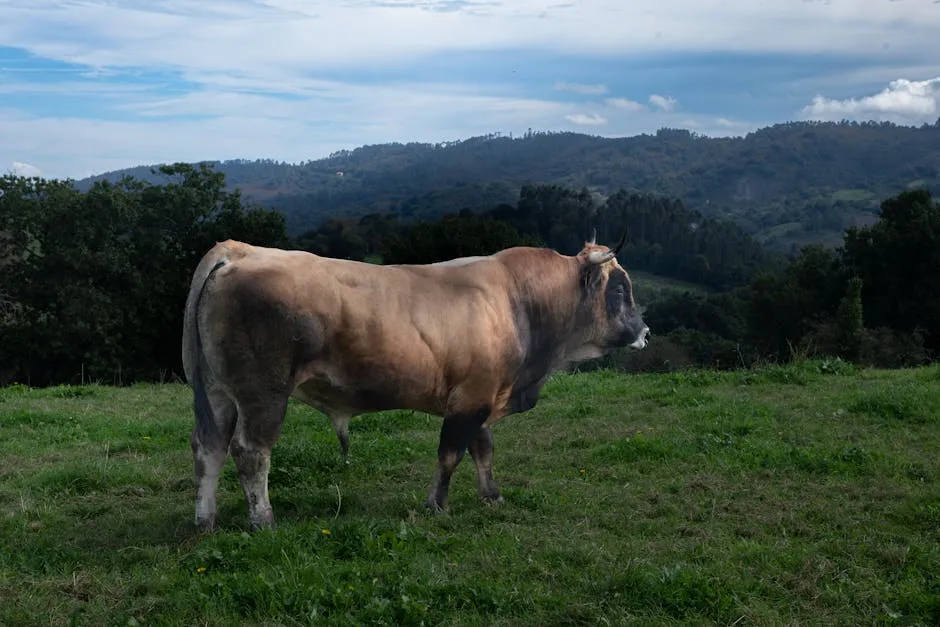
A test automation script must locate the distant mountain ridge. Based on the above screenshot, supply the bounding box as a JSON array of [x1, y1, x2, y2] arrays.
[[76, 120, 940, 251]]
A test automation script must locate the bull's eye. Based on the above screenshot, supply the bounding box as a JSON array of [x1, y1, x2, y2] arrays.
[[616, 285, 625, 297]]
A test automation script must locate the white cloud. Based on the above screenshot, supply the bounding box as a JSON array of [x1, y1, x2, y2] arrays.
[[554, 82, 608, 95], [649, 94, 678, 112], [605, 98, 646, 112], [565, 113, 607, 125], [2, 0, 939, 75], [801, 77, 940, 122], [10, 161, 42, 177]]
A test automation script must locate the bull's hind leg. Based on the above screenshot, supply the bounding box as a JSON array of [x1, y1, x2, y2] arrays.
[[469, 427, 504, 505], [191, 388, 237, 533], [426, 408, 488, 513], [230, 394, 289, 529]]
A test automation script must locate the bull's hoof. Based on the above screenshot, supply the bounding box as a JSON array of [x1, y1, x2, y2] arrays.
[[481, 494, 505, 506], [195, 516, 216, 534], [478, 485, 504, 505], [248, 508, 275, 530], [425, 498, 447, 514]]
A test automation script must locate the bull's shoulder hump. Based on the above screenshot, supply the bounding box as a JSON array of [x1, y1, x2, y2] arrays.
[[403, 257, 514, 286], [429, 255, 490, 268]]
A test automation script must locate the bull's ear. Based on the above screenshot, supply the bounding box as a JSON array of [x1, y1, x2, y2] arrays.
[[579, 261, 604, 293]]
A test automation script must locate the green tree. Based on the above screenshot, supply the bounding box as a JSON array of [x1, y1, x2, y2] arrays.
[[834, 276, 864, 361], [0, 163, 289, 386], [842, 189, 940, 354], [743, 244, 845, 361]]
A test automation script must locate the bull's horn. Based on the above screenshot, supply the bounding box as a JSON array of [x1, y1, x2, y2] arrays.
[[588, 228, 597, 245], [587, 222, 628, 264], [587, 249, 615, 264], [610, 220, 628, 255]]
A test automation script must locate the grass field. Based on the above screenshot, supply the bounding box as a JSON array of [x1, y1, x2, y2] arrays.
[[1, 360, 939, 625]]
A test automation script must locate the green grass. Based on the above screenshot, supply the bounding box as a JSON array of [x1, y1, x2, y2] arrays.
[[2, 361, 939, 625]]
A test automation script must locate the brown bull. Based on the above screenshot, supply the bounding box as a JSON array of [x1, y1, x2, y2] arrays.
[[182, 230, 650, 531]]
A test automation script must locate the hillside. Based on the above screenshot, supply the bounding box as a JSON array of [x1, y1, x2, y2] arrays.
[[77, 120, 940, 251]]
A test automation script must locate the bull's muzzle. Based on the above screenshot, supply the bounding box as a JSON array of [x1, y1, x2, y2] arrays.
[[628, 325, 650, 350]]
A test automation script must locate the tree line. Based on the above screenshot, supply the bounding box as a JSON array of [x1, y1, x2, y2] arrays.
[[2, 164, 936, 387], [297, 183, 779, 292], [639, 188, 939, 371]]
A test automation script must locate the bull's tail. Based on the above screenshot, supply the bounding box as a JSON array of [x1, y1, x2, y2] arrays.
[[182, 240, 247, 441]]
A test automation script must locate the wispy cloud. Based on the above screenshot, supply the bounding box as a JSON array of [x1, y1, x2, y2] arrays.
[[649, 94, 678, 112], [554, 82, 608, 96], [5, 1, 938, 74], [605, 98, 646, 112], [801, 77, 940, 122], [1, 0, 939, 179], [565, 112, 607, 125]]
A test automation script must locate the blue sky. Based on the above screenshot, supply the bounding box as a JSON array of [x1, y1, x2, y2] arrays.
[[2, 0, 939, 180]]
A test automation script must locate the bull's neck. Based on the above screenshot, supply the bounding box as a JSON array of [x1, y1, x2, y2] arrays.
[[507, 250, 581, 307], [506, 251, 594, 355]]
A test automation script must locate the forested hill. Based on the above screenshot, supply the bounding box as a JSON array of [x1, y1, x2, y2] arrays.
[[77, 119, 940, 250]]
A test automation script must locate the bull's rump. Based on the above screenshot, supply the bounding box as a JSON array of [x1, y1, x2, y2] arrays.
[[196, 244, 522, 416]]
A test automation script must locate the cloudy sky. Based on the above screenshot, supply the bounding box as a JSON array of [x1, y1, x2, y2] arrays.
[[2, 0, 939, 180]]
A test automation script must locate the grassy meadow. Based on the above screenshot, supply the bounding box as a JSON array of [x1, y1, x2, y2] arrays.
[[1, 360, 939, 626]]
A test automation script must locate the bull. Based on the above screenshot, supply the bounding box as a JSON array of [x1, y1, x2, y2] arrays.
[[182, 228, 650, 531]]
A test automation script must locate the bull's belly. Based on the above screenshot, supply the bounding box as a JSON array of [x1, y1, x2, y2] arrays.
[[292, 364, 446, 418]]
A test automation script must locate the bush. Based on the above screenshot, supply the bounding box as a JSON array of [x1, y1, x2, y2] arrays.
[[800, 321, 931, 368], [667, 328, 744, 370]]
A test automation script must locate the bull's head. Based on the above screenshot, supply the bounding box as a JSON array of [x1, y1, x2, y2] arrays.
[[579, 224, 650, 351]]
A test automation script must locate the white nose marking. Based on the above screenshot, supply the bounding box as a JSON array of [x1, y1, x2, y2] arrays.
[[629, 325, 650, 350]]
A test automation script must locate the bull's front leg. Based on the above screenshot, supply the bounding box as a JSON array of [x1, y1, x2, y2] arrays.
[[426, 408, 488, 513]]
